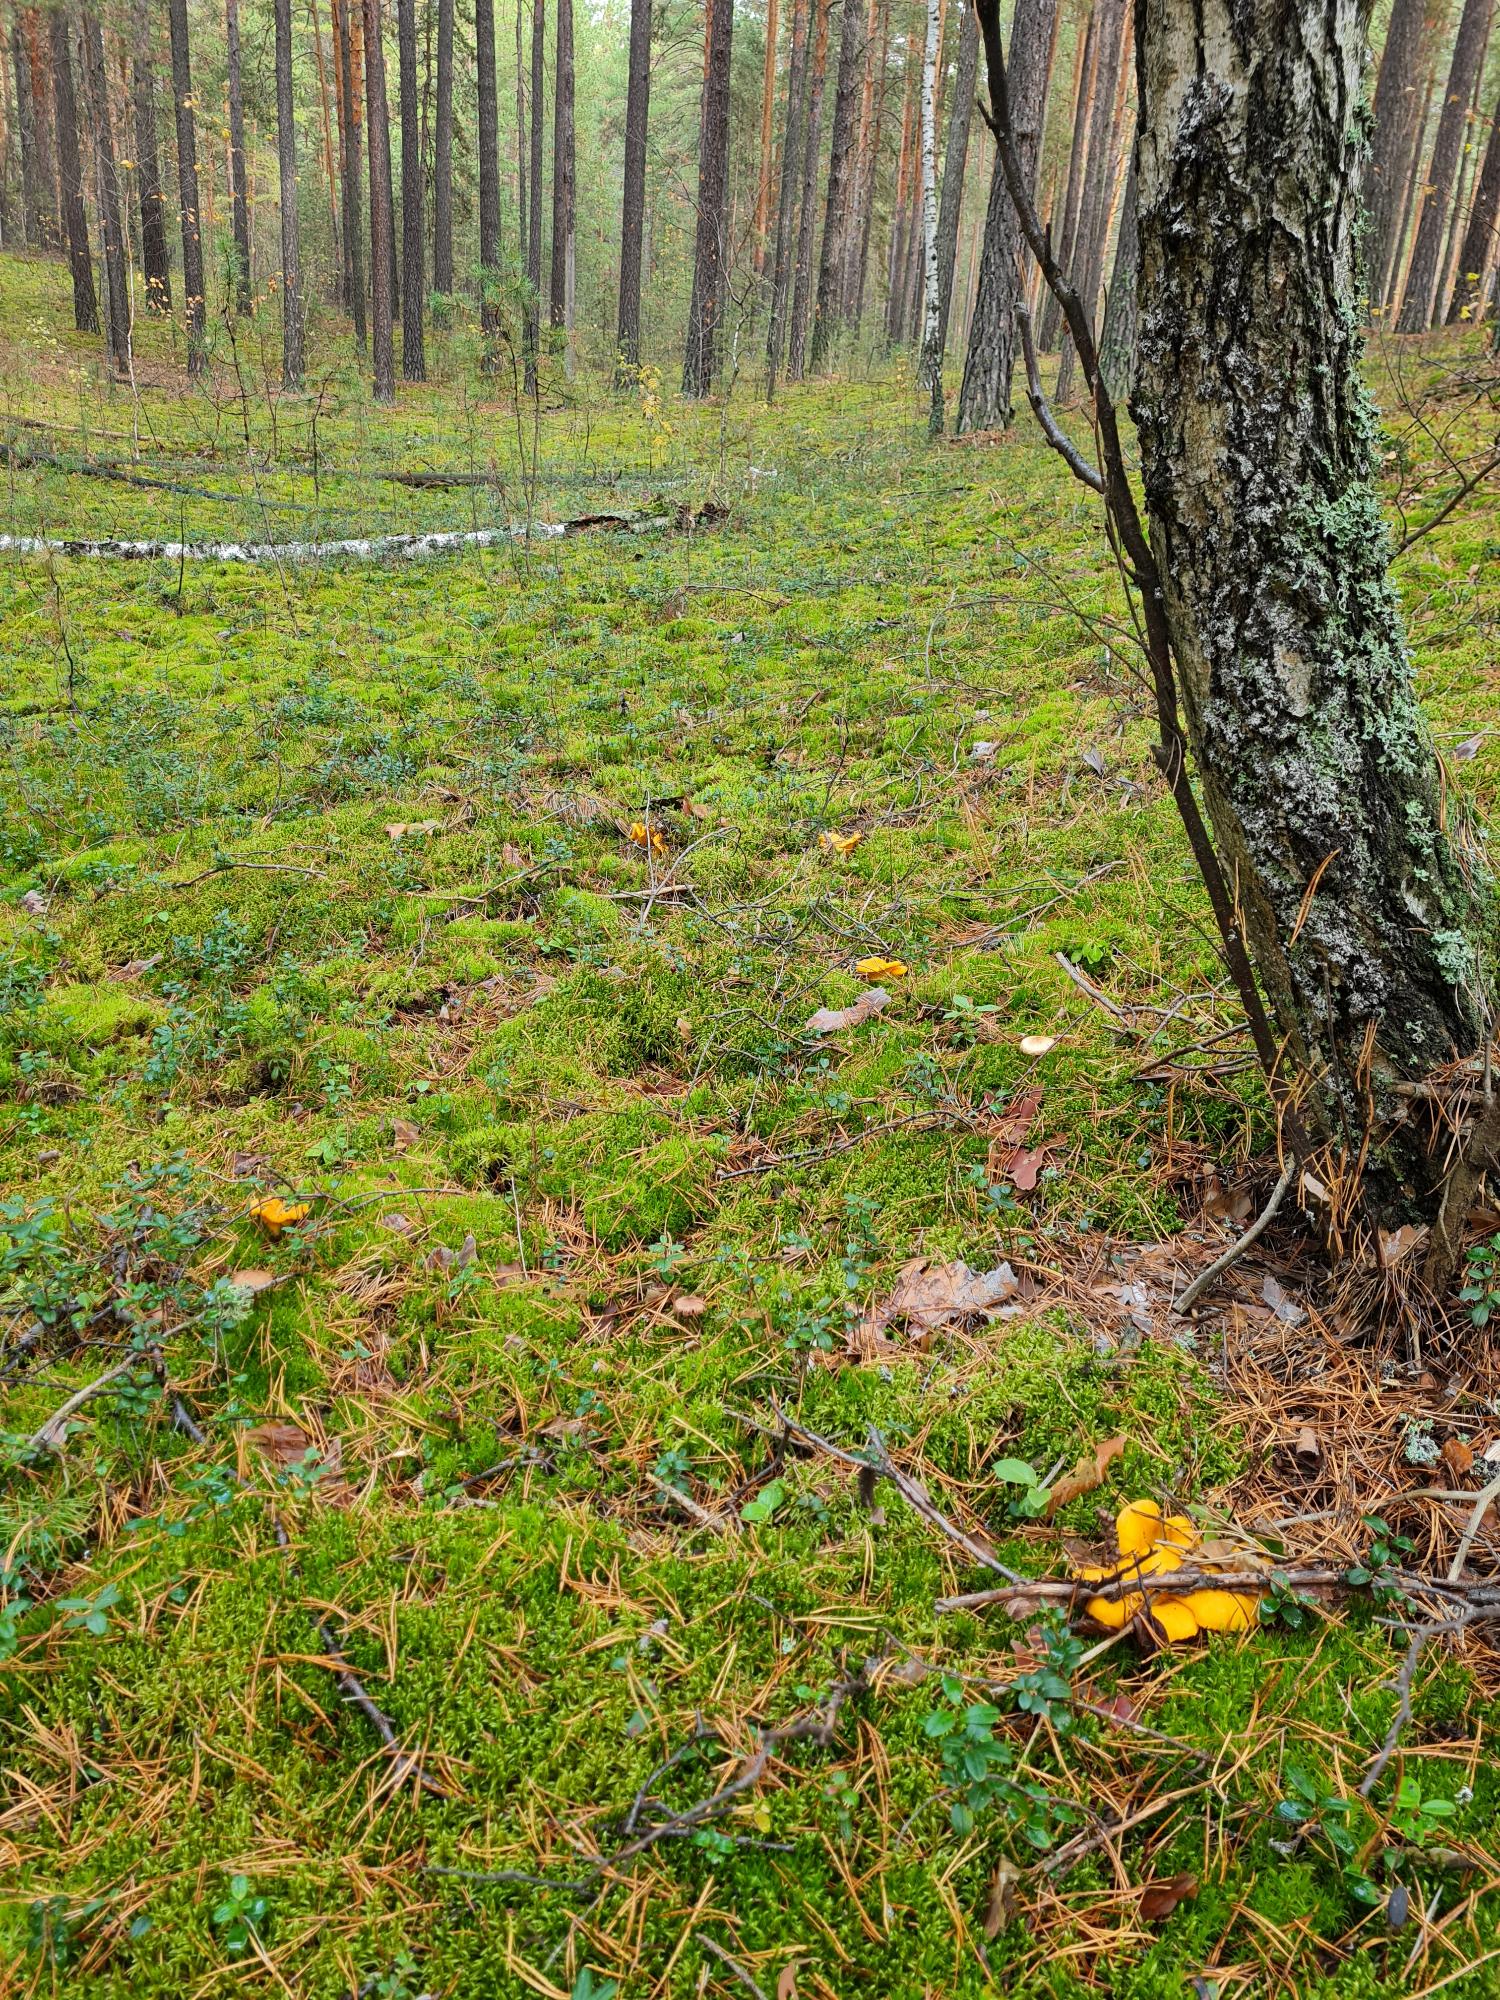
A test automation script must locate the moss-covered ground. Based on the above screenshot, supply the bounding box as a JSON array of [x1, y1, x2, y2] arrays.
[[3, 252, 1500, 1997]]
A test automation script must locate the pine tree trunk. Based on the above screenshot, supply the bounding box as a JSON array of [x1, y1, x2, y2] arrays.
[[311, 0, 343, 296], [474, 0, 500, 341], [11, 19, 43, 250], [841, 0, 881, 318], [766, 0, 811, 392], [1365, 0, 1437, 312], [809, 0, 865, 371], [1132, 0, 1489, 1203], [1448, 82, 1500, 321], [617, 0, 652, 372], [550, 0, 574, 366], [682, 0, 734, 394], [1397, 0, 1492, 330], [1097, 149, 1136, 397], [1038, 1, 1096, 349], [1437, 18, 1491, 317], [525, 0, 543, 388], [81, 9, 128, 368], [1055, 0, 1125, 401], [364, 0, 395, 396], [932, 0, 978, 364], [397, 0, 424, 375], [337, 0, 367, 345], [49, 9, 97, 332], [223, 0, 253, 308], [24, 11, 58, 245], [788, 0, 832, 378], [168, 0, 206, 373], [514, 0, 527, 306], [274, 0, 305, 386], [955, 0, 1055, 430], [131, 0, 171, 311], [884, 37, 917, 340], [753, 0, 781, 275], [432, 0, 453, 289], [848, 0, 889, 320], [1386, 58, 1437, 311]]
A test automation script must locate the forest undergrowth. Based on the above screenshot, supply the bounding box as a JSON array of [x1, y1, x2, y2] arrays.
[[3, 252, 1500, 1998]]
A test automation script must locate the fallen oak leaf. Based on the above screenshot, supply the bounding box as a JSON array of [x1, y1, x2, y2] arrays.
[[804, 986, 892, 1035], [1044, 1433, 1127, 1518], [1139, 1873, 1199, 1921], [855, 1256, 1019, 1352]]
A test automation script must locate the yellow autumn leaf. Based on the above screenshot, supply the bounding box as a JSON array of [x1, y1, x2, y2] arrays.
[[855, 955, 908, 979], [251, 1196, 311, 1240]]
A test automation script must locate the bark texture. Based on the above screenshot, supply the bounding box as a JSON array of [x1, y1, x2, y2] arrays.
[[49, 9, 97, 335], [916, 0, 943, 415], [475, 0, 500, 338], [1096, 149, 1137, 398], [525, 0, 543, 388], [683, 0, 735, 394], [275, 0, 306, 387], [617, 0, 653, 370], [1364, 0, 1437, 311], [398, 0, 425, 377], [336, 0, 367, 346], [933, 0, 980, 361], [1132, 0, 1490, 1183], [11, 17, 46, 250], [364, 0, 396, 398], [1038, 2, 1097, 348], [167, 0, 206, 373], [432, 0, 454, 290], [81, 9, 128, 370], [789, 0, 832, 376], [766, 0, 812, 392], [754, 0, 781, 273], [131, 0, 172, 312], [1055, 0, 1126, 401], [550, 0, 575, 360], [809, 0, 865, 371], [955, 0, 1056, 430], [1447, 81, 1499, 322], [1397, 0, 1492, 330]]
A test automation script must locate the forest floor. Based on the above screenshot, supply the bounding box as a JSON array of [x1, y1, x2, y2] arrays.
[[3, 250, 1500, 1999]]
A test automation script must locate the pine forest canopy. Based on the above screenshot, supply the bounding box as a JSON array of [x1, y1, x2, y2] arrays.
[[1, 0, 1496, 405]]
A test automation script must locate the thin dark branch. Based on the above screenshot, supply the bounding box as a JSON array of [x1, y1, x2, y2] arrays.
[[1015, 305, 1104, 492]]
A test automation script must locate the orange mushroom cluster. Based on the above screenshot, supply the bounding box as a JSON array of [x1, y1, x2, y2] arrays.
[[1077, 1500, 1262, 1643], [250, 1196, 311, 1241]]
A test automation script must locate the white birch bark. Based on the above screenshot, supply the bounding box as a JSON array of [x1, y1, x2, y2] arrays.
[[916, 0, 943, 422]]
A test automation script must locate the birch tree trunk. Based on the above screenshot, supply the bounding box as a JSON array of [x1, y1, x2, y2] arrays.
[[397, 0, 424, 377], [1397, 0, 1493, 330], [955, 0, 1055, 430], [167, 0, 206, 373], [1132, 0, 1490, 1209], [274, 0, 305, 387], [683, 0, 734, 393], [81, 8, 128, 370], [432, 0, 453, 290], [915, 0, 943, 425], [363, 0, 396, 397], [617, 0, 652, 372], [49, 9, 98, 334], [131, 0, 172, 312]]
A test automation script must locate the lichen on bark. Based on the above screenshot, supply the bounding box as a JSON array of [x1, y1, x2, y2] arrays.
[[1130, 0, 1492, 1203]]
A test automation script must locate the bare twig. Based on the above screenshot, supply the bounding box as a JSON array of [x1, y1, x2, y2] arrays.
[[1015, 306, 1104, 493], [1172, 1155, 1298, 1315], [696, 1934, 771, 2000], [1448, 1469, 1500, 1583], [26, 1355, 139, 1455]]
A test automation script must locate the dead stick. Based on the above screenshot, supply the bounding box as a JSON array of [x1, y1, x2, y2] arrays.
[[1172, 1155, 1297, 1315]]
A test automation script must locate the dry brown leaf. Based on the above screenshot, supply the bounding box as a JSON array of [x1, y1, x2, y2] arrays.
[[984, 1858, 1022, 1937], [1442, 1436, 1475, 1477], [1044, 1434, 1127, 1517], [1380, 1222, 1428, 1267], [1294, 1426, 1321, 1462], [501, 842, 528, 867], [1139, 1872, 1199, 1921], [855, 1256, 1019, 1352], [1006, 1146, 1047, 1192], [804, 986, 892, 1035], [775, 1966, 799, 2000], [385, 818, 444, 841], [391, 1117, 421, 1151]]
